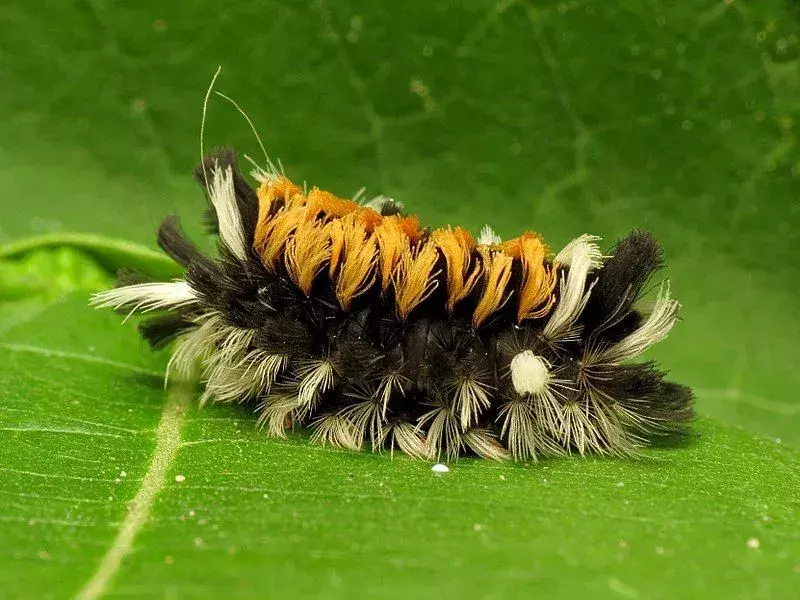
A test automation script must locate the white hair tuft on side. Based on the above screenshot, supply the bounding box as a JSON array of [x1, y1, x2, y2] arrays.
[[209, 163, 248, 262], [594, 281, 680, 364], [90, 281, 198, 321]]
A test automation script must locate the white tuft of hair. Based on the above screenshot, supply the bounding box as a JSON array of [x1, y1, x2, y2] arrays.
[[385, 422, 432, 460], [209, 163, 248, 262], [90, 281, 198, 320], [297, 360, 336, 412], [453, 377, 493, 429], [544, 235, 601, 341], [594, 281, 680, 364], [510, 351, 551, 396], [463, 428, 511, 461], [310, 413, 361, 451], [554, 233, 604, 270], [478, 224, 502, 246]]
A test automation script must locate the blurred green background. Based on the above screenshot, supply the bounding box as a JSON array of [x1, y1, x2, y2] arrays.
[[1, 0, 798, 445]]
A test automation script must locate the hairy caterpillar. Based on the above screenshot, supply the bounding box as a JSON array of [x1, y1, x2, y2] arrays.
[[91, 147, 694, 461]]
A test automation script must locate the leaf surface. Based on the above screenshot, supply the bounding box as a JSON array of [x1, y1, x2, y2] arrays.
[[1, 0, 799, 595], [0, 245, 799, 598]]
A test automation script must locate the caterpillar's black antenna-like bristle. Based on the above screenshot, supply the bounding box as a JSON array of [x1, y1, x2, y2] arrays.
[[157, 215, 203, 268], [139, 312, 194, 349]]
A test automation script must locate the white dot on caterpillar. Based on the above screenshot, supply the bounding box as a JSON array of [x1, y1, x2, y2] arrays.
[[175, 474, 186, 483], [747, 537, 760, 549], [510, 350, 551, 396]]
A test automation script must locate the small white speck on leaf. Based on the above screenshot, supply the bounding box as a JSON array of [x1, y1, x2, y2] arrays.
[[431, 463, 449, 474], [499, 475, 506, 481], [194, 537, 204, 547], [189, 510, 196, 517], [120, 471, 127, 477], [616, 481, 625, 488], [174, 474, 185, 483], [473, 523, 485, 532], [747, 537, 760, 549]]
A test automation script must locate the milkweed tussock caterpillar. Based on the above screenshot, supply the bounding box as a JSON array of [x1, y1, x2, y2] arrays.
[[91, 148, 694, 461]]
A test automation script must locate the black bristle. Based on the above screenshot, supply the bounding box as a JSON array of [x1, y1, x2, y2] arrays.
[[332, 337, 385, 382], [253, 315, 314, 357], [139, 313, 193, 349], [375, 197, 405, 217], [157, 215, 203, 268], [597, 362, 695, 428], [652, 381, 696, 425], [581, 230, 664, 344], [115, 268, 151, 288]]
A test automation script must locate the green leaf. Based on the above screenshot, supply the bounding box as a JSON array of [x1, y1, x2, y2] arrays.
[[1, 244, 799, 598], [1, 1, 797, 445], [1, 0, 799, 595]]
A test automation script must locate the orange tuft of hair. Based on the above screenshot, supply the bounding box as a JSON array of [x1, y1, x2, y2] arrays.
[[502, 233, 557, 322], [355, 206, 383, 233], [328, 214, 378, 311], [393, 241, 441, 321], [472, 247, 514, 328], [431, 226, 482, 313], [284, 219, 331, 296], [397, 215, 422, 242], [255, 205, 308, 272], [373, 216, 411, 293], [306, 188, 360, 220]]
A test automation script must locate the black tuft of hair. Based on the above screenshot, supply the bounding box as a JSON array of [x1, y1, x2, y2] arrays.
[[157, 215, 203, 268], [581, 230, 664, 344], [115, 268, 151, 288], [253, 315, 314, 358], [139, 312, 193, 349]]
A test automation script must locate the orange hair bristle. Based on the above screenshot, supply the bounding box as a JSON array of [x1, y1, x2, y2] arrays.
[[431, 226, 482, 313], [328, 214, 379, 311], [374, 216, 411, 293], [254, 175, 560, 327], [393, 241, 441, 321], [472, 247, 514, 328], [284, 219, 331, 297], [503, 233, 557, 323]]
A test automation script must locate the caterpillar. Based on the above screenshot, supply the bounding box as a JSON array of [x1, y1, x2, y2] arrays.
[[91, 147, 694, 461]]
